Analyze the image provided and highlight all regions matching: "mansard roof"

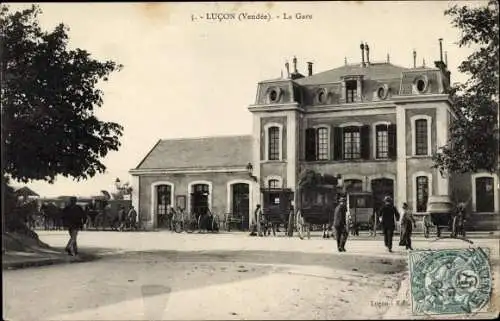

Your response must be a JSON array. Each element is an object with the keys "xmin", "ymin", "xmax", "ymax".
[{"xmin": 295, "ymin": 62, "xmax": 410, "ymax": 86}]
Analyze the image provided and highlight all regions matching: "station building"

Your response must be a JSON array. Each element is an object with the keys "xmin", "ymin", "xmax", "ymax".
[{"xmin": 130, "ymin": 42, "xmax": 499, "ymax": 231}]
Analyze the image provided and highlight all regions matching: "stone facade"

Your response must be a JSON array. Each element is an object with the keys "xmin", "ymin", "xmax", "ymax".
[{"xmin": 131, "ymin": 45, "xmax": 499, "ymax": 231}]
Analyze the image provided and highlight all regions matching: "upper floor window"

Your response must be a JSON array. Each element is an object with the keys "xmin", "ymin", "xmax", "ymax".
[
  {"xmin": 333, "ymin": 125, "xmax": 370, "ymax": 161},
  {"xmin": 346, "ymin": 80, "xmax": 357, "ymax": 103},
  {"xmin": 411, "ymin": 115, "xmax": 432, "ymax": 156},
  {"xmin": 266, "ymin": 125, "xmax": 282, "ymax": 161},
  {"xmin": 376, "ymin": 125, "xmax": 389, "ymax": 159},
  {"xmin": 343, "ymin": 126, "xmax": 361, "ymax": 159},
  {"xmin": 374, "ymin": 123, "xmax": 397, "ymax": 159},
  {"xmin": 305, "ymin": 127, "xmax": 329, "ymax": 161}
]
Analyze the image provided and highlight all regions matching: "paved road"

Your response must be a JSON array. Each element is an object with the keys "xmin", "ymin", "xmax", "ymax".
[{"xmin": 3, "ymin": 231, "xmax": 499, "ymax": 320}]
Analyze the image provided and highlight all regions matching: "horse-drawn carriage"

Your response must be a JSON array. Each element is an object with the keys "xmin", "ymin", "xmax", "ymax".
[
  {"xmin": 423, "ymin": 195, "xmax": 466, "ymax": 238},
  {"xmin": 261, "ymin": 188, "xmax": 294, "ymax": 236},
  {"xmin": 295, "ymin": 170, "xmax": 342, "ymax": 240},
  {"xmin": 86, "ymin": 197, "xmax": 132, "ymax": 230}
]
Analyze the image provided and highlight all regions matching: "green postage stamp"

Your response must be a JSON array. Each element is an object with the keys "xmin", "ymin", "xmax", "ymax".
[{"xmin": 408, "ymin": 248, "xmax": 492, "ymax": 316}]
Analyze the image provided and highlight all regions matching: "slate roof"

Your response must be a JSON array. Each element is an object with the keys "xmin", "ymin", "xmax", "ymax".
[
  {"xmin": 295, "ymin": 62, "xmax": 410, "ymax": 85},
  {"xmin": 14, "ymin": 186, "xmax": 39, "ymax": 197},
  {"xmin": 135, "ymin": 135, "xmax": 253, "ymax": 170}
]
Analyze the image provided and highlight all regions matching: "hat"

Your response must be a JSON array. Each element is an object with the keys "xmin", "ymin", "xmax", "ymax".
[
  {"xmin": 383, "ymin": 196, "xmax": 392, "ymax": 203},
  {"xmin": 339, "ymin": 197, "xmax": 346, "ymax": 202},
  {"xmin": 402, "ymin": 202, "xmax": 409, "ymax": 209}
]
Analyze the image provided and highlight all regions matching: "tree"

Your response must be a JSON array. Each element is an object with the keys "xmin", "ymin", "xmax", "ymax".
[
  {"xmin": 1, "ymin": 5, "xmax": 124, "ymax": 184},
  {"xmin": 433, "ymin": 1, "xmax": 499, "ymax": 175}
]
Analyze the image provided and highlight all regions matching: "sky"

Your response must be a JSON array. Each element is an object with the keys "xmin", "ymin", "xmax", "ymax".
[{"xmin": 7, "ymin": 1, "xmax": 486, "ymax": 197}]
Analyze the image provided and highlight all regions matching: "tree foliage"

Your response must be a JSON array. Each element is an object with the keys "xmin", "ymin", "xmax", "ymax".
[
  {"xmin": 1, "ymin": 5, "xmax": 124, "ymax": 183},
  {"xmin": 433, "ymin": 1, "xmax": 499, "ymax": 175}
]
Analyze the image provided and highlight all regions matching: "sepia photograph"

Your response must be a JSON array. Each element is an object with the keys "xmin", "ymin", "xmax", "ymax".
[{"xmin": 2, "ymin": 1, "xmax": 499, "ymax": 320}]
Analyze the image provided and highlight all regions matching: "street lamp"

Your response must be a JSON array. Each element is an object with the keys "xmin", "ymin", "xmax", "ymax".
[{"xmin": 246, "ymin": 162, "xmax": 258, "ymax": 182}]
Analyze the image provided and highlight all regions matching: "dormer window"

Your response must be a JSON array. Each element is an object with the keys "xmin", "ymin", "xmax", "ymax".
[{"xmin": 346, "ymin": 80, "xmax": 357, "ymax": 103}]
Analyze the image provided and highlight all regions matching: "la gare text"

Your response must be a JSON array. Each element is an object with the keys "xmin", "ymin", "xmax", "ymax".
[{"xmin": 191, "ymin": 12, "xmax": 313, "ymax": 22}]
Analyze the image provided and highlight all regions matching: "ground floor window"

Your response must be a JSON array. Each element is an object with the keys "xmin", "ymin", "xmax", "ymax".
[
  {"xmin": 475, "ymin": 177, "xmax": 495, "ymax": 212},
  {"xmin": 416, "ymin": 176, "xmax": 429, "ymax": 212},
  {"xmin": 191, "ymin": 184, "xmax": 210, "ymax": 218}
]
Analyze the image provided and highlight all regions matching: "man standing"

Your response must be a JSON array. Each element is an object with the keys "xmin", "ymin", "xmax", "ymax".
[
  {"xmin": 379, "ymin": 196, "xmax": 400, "ymax": 252},
  {"xmin": 128, "ymin": 205, "xmax": 138, "ymax": 231},
  {"xmin": 62, "ymin": 197, "xmax": 86, "ymax": 256},
  {"xmin": 333, "ymin": 197, "xmax": 348, "ymax": 252},
  {"xmin": 250, "ymin": 204, "xmax": 263, "ymax": 236}
]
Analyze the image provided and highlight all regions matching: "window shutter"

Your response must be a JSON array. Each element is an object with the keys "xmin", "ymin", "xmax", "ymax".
[
  {"xmin": 333, "ymin": 127, "xmax": 343, "ymax": 160},
  {"xmin": 305, "ymin": 128, "xmax": 317, "ymax": 161},
  {"xmin": 360, "ymin": 125, "xmax": 370, "ymax": 160},
  {"xmin": 388, "ymin": 124, "xmax": 397, "ymax": 159}
]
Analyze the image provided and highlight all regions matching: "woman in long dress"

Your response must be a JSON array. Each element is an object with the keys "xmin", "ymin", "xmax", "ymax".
[{"xmin": 399, "ymin": 202, "xmax": 416, "ymax": 250}]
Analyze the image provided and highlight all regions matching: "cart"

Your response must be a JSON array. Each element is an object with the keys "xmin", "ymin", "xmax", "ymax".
[
  {"xmin": 346, "ymin": 192, "xmax": 374, "ymax": 235},
  {"xmin": 295, "ymin": 170, "xmax": 341, "ymax": 240}
]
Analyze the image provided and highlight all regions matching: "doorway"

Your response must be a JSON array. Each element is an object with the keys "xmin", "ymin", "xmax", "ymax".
[
  {"xmin": 191, "ymin": 184, "xmax": 209, "ymax": 220},
  {"xmin": 232, "ymin": 183, "xmax": 250, "ymax": 230}
]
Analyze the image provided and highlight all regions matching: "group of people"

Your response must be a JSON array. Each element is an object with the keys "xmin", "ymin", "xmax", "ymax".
[
  {"xmin": 116, "ymin": 205, "xmax": 138, "ymax": 231},
  {"xmin": 334, "ymin": 195, "xmax": 415, "ymax": 252}
]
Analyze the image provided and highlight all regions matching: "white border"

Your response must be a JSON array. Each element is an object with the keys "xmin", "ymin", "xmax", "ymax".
[
  {"xmin": 410, "ymin": 115, "xmax": 432, "ymax": 156},
  {"xmin": 187, "ymin": 180, "xmax": 213, "ymax": 215},
  {"xmin": 412, "ymin": 171, "xmax": 433, "ymax": 213},
  {"xmin": 313, "ymin": 124, "xmax": 331, "ymax": 160},
  {"xmin": 264, "ymin": 122, "xmax": 284, "ymax": 161},
  {"xmin": 372, "ymin": 121, "xmax": 391, "ymax": 159},
  {"xmin": 150, "ymin": 181, "xmax": 175, "ymax": 225},
  {"xmin": 226, "ymin": 180, "xmax": 254, "ymax": 225},
  {"xmin": 471, "ymin": 172, "xmax": 499, "ymax": 213}
]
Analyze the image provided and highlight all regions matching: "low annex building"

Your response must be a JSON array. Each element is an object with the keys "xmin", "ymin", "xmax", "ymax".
[{"xmin": 130, "ymin": 41, "xmax": 499, "ymax": 231}]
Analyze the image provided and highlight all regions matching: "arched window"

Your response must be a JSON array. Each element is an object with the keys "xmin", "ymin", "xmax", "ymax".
[
  {"xmin": 264, "ymin": 123, "xmax": 283, "ymax": 161},
  {"xmin": 344, "ymin": 179, "xmax": 363, "ymax": 193},
  {"xmin": 156, "ymin": 184, "xmax": 172, "ymax": 215},
  {"xmin": 411, "ymin": 115, "xmax": 432, "ymax": 156},
  {"xmin": 268, "ymin": 179, "xmax": 280, "ymax": 189}
]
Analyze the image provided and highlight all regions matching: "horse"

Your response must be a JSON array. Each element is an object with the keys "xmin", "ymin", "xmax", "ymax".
[{"xmin": 40, "ymin": 203, "xmax": 64, "ymax": 230}]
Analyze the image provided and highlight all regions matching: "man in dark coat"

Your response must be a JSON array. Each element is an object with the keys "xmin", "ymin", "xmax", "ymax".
[
  {"xmin": 62, "ymin": 197, "xmax": 86, "ymax": 256},
  {"xmin": 379, "ymin": 196, "xmax": 400, "ymax": 252},
  {"xmin": 333, "ymin": 197, "xmax": 348, "ymax": 252}
]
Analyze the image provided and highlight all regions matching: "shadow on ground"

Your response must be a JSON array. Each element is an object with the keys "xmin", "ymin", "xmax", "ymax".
[{"xmin": 4, "ymin": 247, "xmax": 408, "ymax": 321}]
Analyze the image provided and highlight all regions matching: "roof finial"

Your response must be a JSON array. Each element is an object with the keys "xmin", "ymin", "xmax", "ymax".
[
  {"xmin": 344, "ymin": 57, "xmax": 347, "ymax": 65},
  {"xmin": 422, "ymin": 58, "xmax": 426, "ymax": 68},
  {"xmin": 285, "ymin": 61, "xmax": 290, "ymax": 78},
  {"xmin": 413, "ymin": 49, "xmax": 417, "ymax": 69},
  {"xmin": 360, "ymin": 42, "xmax": 365, "ymax": 67},
  {"xmin": 386, "ymin": 53, "xmax": 390, "ymax": 63},
  {"xmin": 293, "ymin": 56, "xmax": 298, "ymax": 73}
]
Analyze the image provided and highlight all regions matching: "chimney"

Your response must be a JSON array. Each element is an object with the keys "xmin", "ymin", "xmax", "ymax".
[
  {"xmin": 445, "ymin": 51, "xmax": 448, "ymax": 66},
  {"xmin": 285, "ymin": 61, "xmax": 290, "ymax": 78},
  {"xmin": 307, "ymin": 62, "xmax": 313, "ymax": 76},
  {"xmin": 365, "ymin": 43, "xmax": 370, "ymax": 65},
  {"xmin": 360, "ymin": 42, "xmax": 365, "ymax": 67},
  {"xmin": 439, "ymin": 38, "xmax": 443, "ymax": 62},
  {"xmin": 293, "ymin": 56, "xmax": 298, "ymax": 73},
  {"xmin": 413, "ymin": 49, "xmax": 417, "ymax": 68}
]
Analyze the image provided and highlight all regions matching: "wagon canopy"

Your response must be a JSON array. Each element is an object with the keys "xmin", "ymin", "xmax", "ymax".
[{"xmin": 298, "ymin": 169, "xmax": 339, "ymax": 188}]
